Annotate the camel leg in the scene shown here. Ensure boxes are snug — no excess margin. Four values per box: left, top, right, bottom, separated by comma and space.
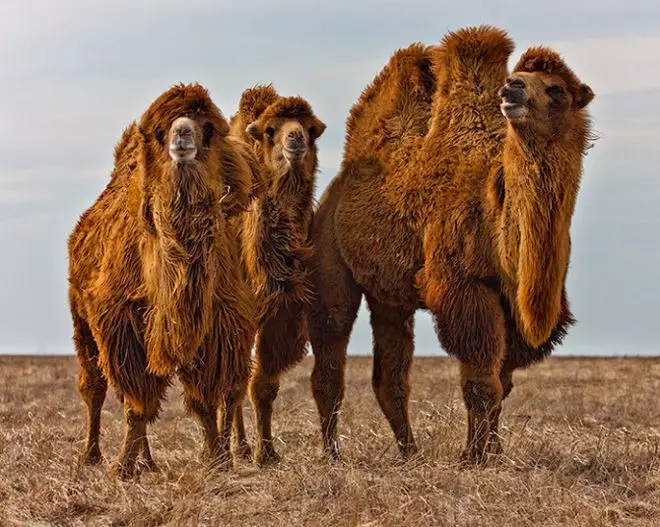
114, 403, 147, 479
137, 435, 158, 471
178, 376, 225, 466
367, 297, 417, 457
73, 312, 106, 465
93, 306, 169, 480
179, 350, 250, 470
429, 280, 505, 463
232, 403, 252, 461
308, 256, 361, 457
486, 368, 513, 455
112, 385, 166, 480
249, 303, 307, 465
218, 386, 243, 469
248, 365, 280, 465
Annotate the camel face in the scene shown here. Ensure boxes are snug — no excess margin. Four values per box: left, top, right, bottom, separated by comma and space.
168, 117, 200, 162
247, 116, 324, 172
499, 71, 593, 134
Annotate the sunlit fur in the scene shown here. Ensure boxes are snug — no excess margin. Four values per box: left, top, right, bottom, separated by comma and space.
308, 26, 594, 462
228, 85, 326, 464
68, 84, 258, 479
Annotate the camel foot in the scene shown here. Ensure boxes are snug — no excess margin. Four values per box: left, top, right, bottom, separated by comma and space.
81, 447, 103, 465
325, 439, 341, 462
399, 441, 419, 460
233, 440, 253, 461
255, 443, 282, 467
109, 460, 137, 481
137, 457, 159, 472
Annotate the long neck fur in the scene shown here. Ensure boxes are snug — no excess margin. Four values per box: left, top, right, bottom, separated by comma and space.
493, 119, 588, 347
141, 153, 226, 375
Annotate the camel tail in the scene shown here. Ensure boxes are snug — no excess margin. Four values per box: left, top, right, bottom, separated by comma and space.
435, 25, 514, 96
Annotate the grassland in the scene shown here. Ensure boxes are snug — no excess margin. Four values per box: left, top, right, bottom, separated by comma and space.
0, 355, 659, 526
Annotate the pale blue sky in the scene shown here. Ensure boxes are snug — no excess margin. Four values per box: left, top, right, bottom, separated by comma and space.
1, 1, 658, 355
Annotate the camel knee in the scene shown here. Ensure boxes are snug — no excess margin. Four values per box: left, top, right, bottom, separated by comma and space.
78, 369, 107, 404
461, 377, 502, 415
311, 356, 344, 400
249, 372, 279, 406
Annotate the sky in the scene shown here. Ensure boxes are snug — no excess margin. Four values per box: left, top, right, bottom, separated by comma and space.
0, 0, 658, 356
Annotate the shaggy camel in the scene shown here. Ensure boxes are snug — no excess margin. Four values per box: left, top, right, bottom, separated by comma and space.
308, 26, 594, 461
68, 84, 257, 478
228, 85, 326, 464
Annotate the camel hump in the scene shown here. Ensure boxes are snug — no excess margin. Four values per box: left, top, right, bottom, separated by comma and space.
434, 25, 514, 96
235, 84, 280, 125
113, 123, 138, 164
345, 42, 436, 150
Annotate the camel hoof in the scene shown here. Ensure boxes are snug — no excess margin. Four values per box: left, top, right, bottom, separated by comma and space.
325, 439, 341, 462
109, 461, 137, 481
487, 436, 504, 456
255, 445, 281, 467
81, 448, 103, 465
399, 441, 419, 460
233, 441, 253, 461
137, 457, 159, 472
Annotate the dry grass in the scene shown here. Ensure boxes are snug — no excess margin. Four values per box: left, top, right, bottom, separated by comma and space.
1, 356, 659, 526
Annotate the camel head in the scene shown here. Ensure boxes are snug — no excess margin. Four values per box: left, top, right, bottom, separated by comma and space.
245, 96, 326, 175
499, 47, 594, 138
138, 83, 230, 169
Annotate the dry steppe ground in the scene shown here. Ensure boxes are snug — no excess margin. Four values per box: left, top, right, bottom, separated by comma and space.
0, 356, 659, 526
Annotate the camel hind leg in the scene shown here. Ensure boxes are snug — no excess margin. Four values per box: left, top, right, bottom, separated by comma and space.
366, 297, 417, 457
72, 310, 107, 465
232, 404, 252, 461
308, 185, 362, 459
249, 302, 307, 465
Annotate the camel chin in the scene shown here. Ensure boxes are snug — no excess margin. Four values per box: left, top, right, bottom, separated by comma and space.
500, 102, 528, 120
283, 147, 306, 164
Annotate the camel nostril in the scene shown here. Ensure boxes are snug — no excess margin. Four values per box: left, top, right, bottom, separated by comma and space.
506, 76, 526, 89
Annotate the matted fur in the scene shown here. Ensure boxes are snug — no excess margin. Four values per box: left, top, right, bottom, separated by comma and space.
308, 26, 593, 462
228, 85, 325, 464
68, 83, 257, 478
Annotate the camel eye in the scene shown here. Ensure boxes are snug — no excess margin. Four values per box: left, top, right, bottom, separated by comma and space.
264, 126, 275, 141
154, 125, 165, 145
202, 122, 214, 146
547, 85, 565, 99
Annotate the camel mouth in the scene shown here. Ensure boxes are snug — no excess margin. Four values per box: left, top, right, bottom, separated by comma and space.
500, 102, 528, 120
283, 147, 306, 163
169, 146, 198, 162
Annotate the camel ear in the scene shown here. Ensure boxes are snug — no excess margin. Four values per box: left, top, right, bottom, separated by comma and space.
217, 118, 230, 137
309, 117, 326, 140
246, 122, 262, 141
575, 83, 594, 109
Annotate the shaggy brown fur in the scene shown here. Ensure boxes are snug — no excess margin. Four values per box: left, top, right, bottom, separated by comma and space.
309, 26, 594, 461
228, 85, 326, 464
68, 84, 258, 479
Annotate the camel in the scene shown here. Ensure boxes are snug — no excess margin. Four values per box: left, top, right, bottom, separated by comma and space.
228, 85, 326, 464
68, 84, 258, 478
308, 26, 594, 462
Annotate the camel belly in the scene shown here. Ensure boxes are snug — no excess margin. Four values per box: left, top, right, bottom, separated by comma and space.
334, 160, 423, 309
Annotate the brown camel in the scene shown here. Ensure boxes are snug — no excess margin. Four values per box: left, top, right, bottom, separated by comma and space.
227, 85, 326, 464
308, 26, 594, 462
68, 84, 258, 478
